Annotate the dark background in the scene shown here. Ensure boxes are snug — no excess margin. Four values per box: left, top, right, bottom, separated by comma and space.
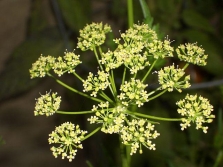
0, 0, 223, 167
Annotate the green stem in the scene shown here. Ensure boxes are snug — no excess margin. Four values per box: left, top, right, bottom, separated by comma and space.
109, 70, 117, 99
99, 91, 114, 104
148, 89, 167, 101
127, 0, 134, 27
83, 127, 101, 140
183, 63, 189, 70
125, 110, 182, 121
122, 67, 127, 85
73, 71, 84, 81
93, 47, 103, 71
48, 73, 104, 103
56, 110, 95, 115
120, 137, 130, 167
142, 59, 158, 82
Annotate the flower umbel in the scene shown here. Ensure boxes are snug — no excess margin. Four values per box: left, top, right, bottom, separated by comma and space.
53, 51, 82, 77
120, 119, 160, 155
34, 91, 61, 116
83, 70, 110, 97
88, 102, 127, 134
158, 64, 191, 92
176, 94, 215, 133
118, 78, 149, 107
176, 43, 208, 66
77, 22, 111, 51
48, 122, 87, 162
29, 55, 56, 78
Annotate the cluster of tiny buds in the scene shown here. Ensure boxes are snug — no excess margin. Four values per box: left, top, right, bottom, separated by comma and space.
34, 91, 61, 116
176, 94, 214, 133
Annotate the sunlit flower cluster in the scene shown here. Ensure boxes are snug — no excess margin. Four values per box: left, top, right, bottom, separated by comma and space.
77, 22, 111, 51
48, 122, 87, 162
88, 102, 127, 134
30, 55, 55, 78
120, 119, 160, 155
30, 22, 214, 162
53, 51, 82, 76
118, 78, 149, 107
158, 64, 191, 92
34, 91, 61, 116
83, 70, 110, 97
176, 94, 214, 133
146, 39, 174, 59
30, 51, 81, 78
176, 43, 208, 66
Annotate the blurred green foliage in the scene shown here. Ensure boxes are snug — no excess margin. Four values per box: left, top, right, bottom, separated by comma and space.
0, 0, 222, 166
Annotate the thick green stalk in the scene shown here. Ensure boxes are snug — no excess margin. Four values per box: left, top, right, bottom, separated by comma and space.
127, 0, 134, 27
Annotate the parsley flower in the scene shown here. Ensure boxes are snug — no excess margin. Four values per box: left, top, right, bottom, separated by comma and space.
53, 51, 82, 77
118, 78, 149, 107
83, 70, 110, 97
77, 22, 111, 51
158, 64, 191, 92
48, 122, 87, 162
176, 94, 215, 133
29, 55, 55, 78
34, 91, 61, 116
146, 39, 174, 59
88, 102, 126, 134
176, 43, 208, 66
120, 119, 160, 155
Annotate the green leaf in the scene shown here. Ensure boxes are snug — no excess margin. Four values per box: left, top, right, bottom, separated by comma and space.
182, 9, 214, 33
139, 0, 154, 27
57, 0, 91, 32
0, 30, 65, 100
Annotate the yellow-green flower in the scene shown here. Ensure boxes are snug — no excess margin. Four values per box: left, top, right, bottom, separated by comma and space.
176, 94, 215, 133
34, 91, 61, 116
48, 122, 87, 162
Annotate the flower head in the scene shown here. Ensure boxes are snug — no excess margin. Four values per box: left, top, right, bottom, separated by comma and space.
53, 51, 82, 77
118, 78, 149, 107
158, 64, 191, 92
34, 91, 61, 116
83, 70, 110, 97
30, 55, 56, 78
77, 22, 111, 51
176, 43, 208, 66
176, 94, 215, 133
88, 102, 126, 134
146, 39, 174, 59
113, 23, 157, 74
120, 119, 160, 155
48, 122, 87, 162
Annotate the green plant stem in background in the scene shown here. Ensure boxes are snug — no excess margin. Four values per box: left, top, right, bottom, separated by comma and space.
48, 73, 104, 103
142, 59, 158, 82
83, 127, 101, 140
127, 0, 134, 27
120, 137, 130, 167
126, 110, 182, 121
56, 110, 95, 115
